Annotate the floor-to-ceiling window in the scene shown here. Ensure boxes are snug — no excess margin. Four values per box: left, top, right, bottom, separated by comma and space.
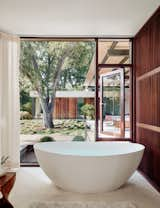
19, 38, 132, 166
19, 38, 96, 166
96, 39, 132, 140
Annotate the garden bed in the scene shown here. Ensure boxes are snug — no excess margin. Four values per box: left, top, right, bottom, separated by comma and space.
20, 119, 85, 135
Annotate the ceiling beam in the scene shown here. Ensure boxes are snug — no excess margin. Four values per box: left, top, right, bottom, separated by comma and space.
108, 49, 129, 56
101, 41, 118, 64
120, 56, 129, 64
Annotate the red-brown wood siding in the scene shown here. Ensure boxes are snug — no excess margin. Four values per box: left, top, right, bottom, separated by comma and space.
134, 7, 160, 188
53, 98, 77, 119
84, 98, 94, 105
53, 98, 94, 119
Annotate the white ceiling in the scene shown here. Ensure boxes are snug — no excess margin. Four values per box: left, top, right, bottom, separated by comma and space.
0, 0, 159, 37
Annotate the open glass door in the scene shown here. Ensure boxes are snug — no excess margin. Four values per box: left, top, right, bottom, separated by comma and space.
100, 68, 125, 137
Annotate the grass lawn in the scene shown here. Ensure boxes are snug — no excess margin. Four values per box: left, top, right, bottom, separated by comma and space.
20, 119, 85, 136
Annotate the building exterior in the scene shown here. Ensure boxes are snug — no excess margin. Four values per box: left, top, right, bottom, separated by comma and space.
30, 90, 95, 119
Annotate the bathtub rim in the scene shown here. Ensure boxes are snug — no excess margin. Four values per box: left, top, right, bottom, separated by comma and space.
34, 141, 145, 158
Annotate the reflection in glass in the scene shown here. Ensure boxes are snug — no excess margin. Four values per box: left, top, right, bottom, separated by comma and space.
99, 67, 131, 139
100, 69, 124, 137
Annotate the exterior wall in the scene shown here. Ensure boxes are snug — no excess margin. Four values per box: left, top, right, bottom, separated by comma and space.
53, 97, 94, 119
134, 7, 160, 188
53, 98, 77, 119
84, 98, 94, 105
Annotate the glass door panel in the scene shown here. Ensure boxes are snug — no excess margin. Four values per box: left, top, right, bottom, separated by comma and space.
100, 68, 125, 137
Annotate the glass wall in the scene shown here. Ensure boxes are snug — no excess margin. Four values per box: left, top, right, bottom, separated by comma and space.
20, 39, 96, 166
97, 39, 132, 139
19, 38, 132, 165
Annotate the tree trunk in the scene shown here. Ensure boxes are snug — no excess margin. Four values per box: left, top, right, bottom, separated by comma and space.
39, 96, 54, 129
43, 110, 54, 128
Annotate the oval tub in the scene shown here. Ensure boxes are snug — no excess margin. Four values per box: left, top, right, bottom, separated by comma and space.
34, 141, 144, 193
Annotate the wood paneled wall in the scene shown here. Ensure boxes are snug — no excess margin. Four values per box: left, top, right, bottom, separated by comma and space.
53, 98, 77, 119
134, 7, 160, 188
53, 98, 94, 119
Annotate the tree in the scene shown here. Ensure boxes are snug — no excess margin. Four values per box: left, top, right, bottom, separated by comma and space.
19, 74, 32, 111
20, 41, 95, 128
81, 104, 95, 119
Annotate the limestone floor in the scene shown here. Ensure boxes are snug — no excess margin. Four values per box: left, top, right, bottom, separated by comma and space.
10, 168, 160, 208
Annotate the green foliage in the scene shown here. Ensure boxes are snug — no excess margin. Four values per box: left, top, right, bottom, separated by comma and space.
20, 41, 95, 96
72, 136, 85, 141
81, 104, 95, 119
58, 42, 95, 90
20, 90, 32, 107
20, 74, 32, 110
39, 136, 55, 142
20, 119, 85, 135
55, 120, 85, 129
21, 102, 32, 114
20, 111, 32, 120
20, 40, 95, 128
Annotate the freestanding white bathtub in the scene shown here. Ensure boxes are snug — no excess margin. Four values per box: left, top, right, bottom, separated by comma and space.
34, 142, 144, 193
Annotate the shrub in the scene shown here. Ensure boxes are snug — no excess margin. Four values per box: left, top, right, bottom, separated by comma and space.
81, 104, 95, 119
22, 102, 32, 114
20, 111, 32, 120
72, 136, 85, 141
39, 136, 55, 142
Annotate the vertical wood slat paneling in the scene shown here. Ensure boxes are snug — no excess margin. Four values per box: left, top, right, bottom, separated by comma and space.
134, 7, 160, 188
53, 98, 95, 119
69, 98, 77, 119
53, 98, 84, 119
136, 73, 160, 126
